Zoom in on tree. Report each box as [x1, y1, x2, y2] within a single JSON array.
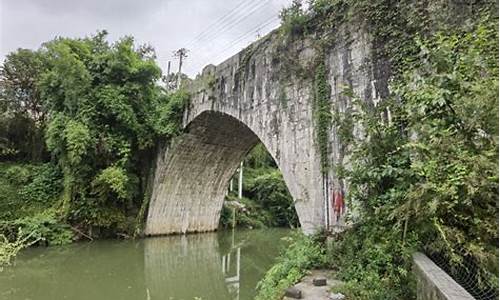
[[0, 49, 47, 124], [39, 32, 163, 233], [0, 49, 48, 161]]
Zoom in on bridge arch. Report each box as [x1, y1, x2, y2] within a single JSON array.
[[145, 110, 305, 235], [146, 23, 377, 235]]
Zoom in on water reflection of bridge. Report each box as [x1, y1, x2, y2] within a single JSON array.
[[222, 230, 242, 300], [144, 233, 231, 300], [222, 247, 241, 300], [144, 231, 243, 300]]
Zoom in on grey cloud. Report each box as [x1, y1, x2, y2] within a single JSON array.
[[0, 0, 292, 76]]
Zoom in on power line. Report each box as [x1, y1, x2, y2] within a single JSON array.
[[187, 3, 281, 65], [184, 0, 256, 48], [189, 12, 277, 66], [181, 0, 291, 76], [186, 17, 280, 76], [189, 0, 275, 50], [187, 14, 280, 72], [181, 1, 276, 73]]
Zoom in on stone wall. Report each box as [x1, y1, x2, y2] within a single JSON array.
[[413, 252, 475, 300]]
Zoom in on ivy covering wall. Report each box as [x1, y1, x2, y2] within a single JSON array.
[[259, 1, 498, 299]]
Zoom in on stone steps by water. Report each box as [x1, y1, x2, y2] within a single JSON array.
[[283, 269, 345, 300]]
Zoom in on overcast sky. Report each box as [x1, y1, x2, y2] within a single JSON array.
[[0, 0, 292, 77]]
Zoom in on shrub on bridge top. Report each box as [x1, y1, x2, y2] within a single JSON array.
[[153, 89, 190, 138]]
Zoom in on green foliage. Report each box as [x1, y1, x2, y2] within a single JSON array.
[[4, 164, 33, 185], [246, 170, 299, 227], [92, 166, 137, 202], [0, 48, 48, 161], [244, 143, 276, 169], [279, 0, 310, 37], [63, 120, 92, 166], [0, 162, 69, 253], [329, 17, 498, 298], [220, 195, 272, 229], [0, 163, 62, 221], [19, 163, 62, 204], [1, 30, 189, 247], [328, 225, 418, 299], [395, 19, 498, 286], [153, 90, 190, 138], [37, 32, 164, 234], [0, 210, 73, 247], [220, 143, 298, 229], [0, 230, 40, 267], [313, 53, 332, 173], [255, 232, 327, 300]]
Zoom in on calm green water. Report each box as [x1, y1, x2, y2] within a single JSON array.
[[0, 228, 292, 300]]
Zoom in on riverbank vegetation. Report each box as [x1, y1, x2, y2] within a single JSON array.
[[256, 231, 327, 300], [0, 31, 299, 265], [0, 31, 189, 264], [256, 0, 498, 299], [219, 143, 299, 229]]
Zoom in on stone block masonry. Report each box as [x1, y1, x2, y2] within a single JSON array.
[[413, 252, 475, 300], [146, 22, 382, 235]]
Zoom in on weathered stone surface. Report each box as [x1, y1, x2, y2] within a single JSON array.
[[329, 293, 346, 300], [413, 252, 475, 300], [284, 287, 302, 299], [285, 270, 343, 300], [312, 277, 327, 286], [146, 23, 379, 235]]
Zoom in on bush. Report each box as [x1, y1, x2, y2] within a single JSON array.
[[0, 163, 62, 221], [327, 225, 417, 300], [19, 163, 62, 204], [0, 230, 40, 267], [279, 0, 310, 36], [4, 164, 33, 185], [219, 195, 271, 229], [247, 170, 299, 227], [255, 232, 327, 300], [91, 166, 137, 203], [153, 90, 189, 138], [0, 210, 73, 246], [327, 16, 498, 299]]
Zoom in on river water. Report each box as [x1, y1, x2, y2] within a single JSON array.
[[0, 228, 292, 300]]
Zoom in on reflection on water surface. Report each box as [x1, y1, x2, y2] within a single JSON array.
[[0, 228, 291, 300]]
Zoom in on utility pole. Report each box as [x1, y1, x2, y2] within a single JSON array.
[[238, 161, 243, 199], [166, 60, 172, 91], [173, 48, 188, 90]]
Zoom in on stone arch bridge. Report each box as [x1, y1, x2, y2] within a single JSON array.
[[145, 24, 384, 235]]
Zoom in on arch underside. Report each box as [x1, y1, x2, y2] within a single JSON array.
[[145, 111, 260, 235]]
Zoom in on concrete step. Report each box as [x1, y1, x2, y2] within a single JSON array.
[[283, 269, 344, 300]]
